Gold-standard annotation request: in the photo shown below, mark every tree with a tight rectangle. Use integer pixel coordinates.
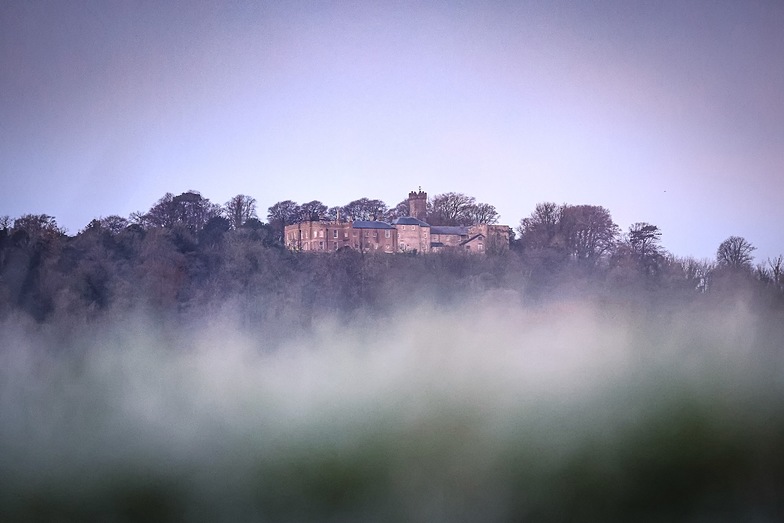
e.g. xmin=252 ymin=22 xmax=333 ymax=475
xmin=716 ymin=236 xmax=755 ymax=270
xmin=385 ymin=200 xmax=410 ymax=222
xmin=341 ymin=198 xmax=388 ymax=221
xmin=172 ymin=191 xmax=220 ymax=232
xmin=627 ymin=223 xmax=662 ymax=259
xmin=621 ymin=222 xmax=665 ymax=277
xmin=517 ymin=202 xmax=564 ymax=250
xmin=759 ymin=255 xmax=784 ymax=292
xmin=240 ymin=218 xmax=275 ymax=247
xmin=467 ymin=203 xmax=500 ymax=225
xmin=559 ymin=205 xmax=618 ymax=264
xmin=427 ymin=192 xmax=476 ymax=226
xmin=298 ymin=200 xmax=328 ymax=222
xmin=98 ymin=215 xmax=130 ymax=235
xmin=223 ymin=195 xmax=257 ymax=230
xmin=267 ymin=200 xmax=299 ymax=243
xmin=12 ymin=214 xmax=66 ymax=241
xmin=199 ymin=216 xmax=231 ymax=246
xmin=141 ymin=191 xmax=219 ymax=232
xmin=672 ymin=256 xmax=714 ymax=293
xmin=139 ymin=192 xmax=177 ymax=229
xmin=325 ymin=206 xmax=344 ymax=222
xmin=82 ymin=215 xmax=129 ymax=235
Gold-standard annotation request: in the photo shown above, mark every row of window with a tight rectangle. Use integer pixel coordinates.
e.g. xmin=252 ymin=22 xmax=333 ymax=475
xmin=287 ymin=229 xmax=394 ymax=240
xmin=290 ymin=240 xmax=396 ymax=251
xmin=399 ymin=225 xmax=429 ymax=234
xmin=289 ymin=240 xmax=483 ymax=252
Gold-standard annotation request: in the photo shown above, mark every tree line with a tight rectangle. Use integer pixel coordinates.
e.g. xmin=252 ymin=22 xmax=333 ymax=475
xmin=1 ymin=190 xmax=782 ymax=328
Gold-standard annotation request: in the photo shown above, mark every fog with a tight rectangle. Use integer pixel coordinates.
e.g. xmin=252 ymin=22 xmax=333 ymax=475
xmin=1 ymin=294 xmax=783 ymax=521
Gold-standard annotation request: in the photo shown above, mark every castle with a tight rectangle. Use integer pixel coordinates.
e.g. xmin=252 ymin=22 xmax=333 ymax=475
xmin=284 ymin=190 xmax=510 ymax=254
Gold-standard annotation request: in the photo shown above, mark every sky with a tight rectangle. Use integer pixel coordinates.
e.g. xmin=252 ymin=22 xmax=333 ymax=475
xmin=1 ymin=0 xmax=782 ymax=262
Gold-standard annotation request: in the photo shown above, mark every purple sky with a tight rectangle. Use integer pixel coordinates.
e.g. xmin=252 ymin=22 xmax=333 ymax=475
xmin=2 ymin=1 xmax=782 ymax=262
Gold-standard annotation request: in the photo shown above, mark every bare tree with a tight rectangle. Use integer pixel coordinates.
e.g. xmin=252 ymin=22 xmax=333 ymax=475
xmin=140 ymin=192 xmax=177 ymax=229
xmin=673 ymin=256 xmax=714 ymax=293
xmin=12 ymin=214 xmax=66 ymax=239
xmin=81 ymin=215 xmax=130 ymax=235
xmin=560 ymin=205 xmax=618 ymax=263
xmin=766 ymin=255 xmax=784 ymax=291
xmin=427 ymin=192 xmax=476 ymax=225
xmin=223 ymin=195 xmax=257 ymax=229
xmin=716 ymin=236 xmax=755 ymax=270
xmin=517 ymin=202 xmax=564 ymax=250
xmin=99 ymin=215 xmax=130 ymax=235
xmin=467 ymin=203 xmax=500 ymax=225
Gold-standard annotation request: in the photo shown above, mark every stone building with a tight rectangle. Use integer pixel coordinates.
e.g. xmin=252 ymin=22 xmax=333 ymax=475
xmin=429 ymin=223 xmax=510 ymax=253
xmin=285 ymin=220 xmax=397 ymax=253
xmin=284 ymin=190 xmax=510 ymax=254
xmin=351 ymin=221 xmax=397 ymax=253
xmin=285 ymin=220 xmax=350 ymax=252
xmin=393 ymin=216 xmax=430 ymax=253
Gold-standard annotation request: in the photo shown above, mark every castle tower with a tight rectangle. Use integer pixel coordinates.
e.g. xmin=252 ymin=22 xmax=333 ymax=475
xmin=408 ymin=188 xmax=427 ymax=221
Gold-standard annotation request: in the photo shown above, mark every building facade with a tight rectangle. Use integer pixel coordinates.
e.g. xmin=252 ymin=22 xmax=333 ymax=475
xmin=285 ymin=220 xmax=397 ymax=253
xmin=284 ymin=190 xmax=510 ymax=255
xmin=394 ymin=216 xmax=431 ymax=253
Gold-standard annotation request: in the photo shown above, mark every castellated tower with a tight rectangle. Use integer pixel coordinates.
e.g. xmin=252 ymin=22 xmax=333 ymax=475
xmin=408 ymin=189 xmax=428 ymax=221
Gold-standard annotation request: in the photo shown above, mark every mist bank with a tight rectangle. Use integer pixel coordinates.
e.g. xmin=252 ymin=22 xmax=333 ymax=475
xmin=3 ymin=198 xmax=783 ymax=521
xmin=1 ymin=295 xmax=784 ymax=521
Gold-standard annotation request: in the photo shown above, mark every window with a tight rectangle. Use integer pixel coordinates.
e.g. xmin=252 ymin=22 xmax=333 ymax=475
xmin=333 ymin=230 xmax=338 ymax=238
xmin=319 ymin=230 xmax=324 ymax=238
xmin=365 ymin=231 xmax=369 ymax=237
xmin=344 ymin=232 xmax=349 ymax=238
xmin=385 ymin=230 xmax=391 ymax=238
xmin=319 ymin=241 xmax=324 ymax=249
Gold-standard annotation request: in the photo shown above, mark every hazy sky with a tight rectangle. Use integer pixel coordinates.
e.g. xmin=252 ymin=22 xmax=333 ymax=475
xmin=2 ymin=1 xmax=782 ymax=261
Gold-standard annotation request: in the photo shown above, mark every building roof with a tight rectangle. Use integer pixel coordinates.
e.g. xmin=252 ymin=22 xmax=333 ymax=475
xmin=352 ymin=220 xmax=396 ymax=230
xmin=430 ymin=225 xmax=468 ymax=236
xmin=460 ymin=233 xmax=486 ymax=246
xmin=392 ymin=216 xmax=430 ymax=227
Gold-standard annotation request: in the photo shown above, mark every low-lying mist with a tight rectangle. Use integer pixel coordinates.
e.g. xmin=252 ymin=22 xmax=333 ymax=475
xmin=2 ymin=294 xmax=783 ymax=522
